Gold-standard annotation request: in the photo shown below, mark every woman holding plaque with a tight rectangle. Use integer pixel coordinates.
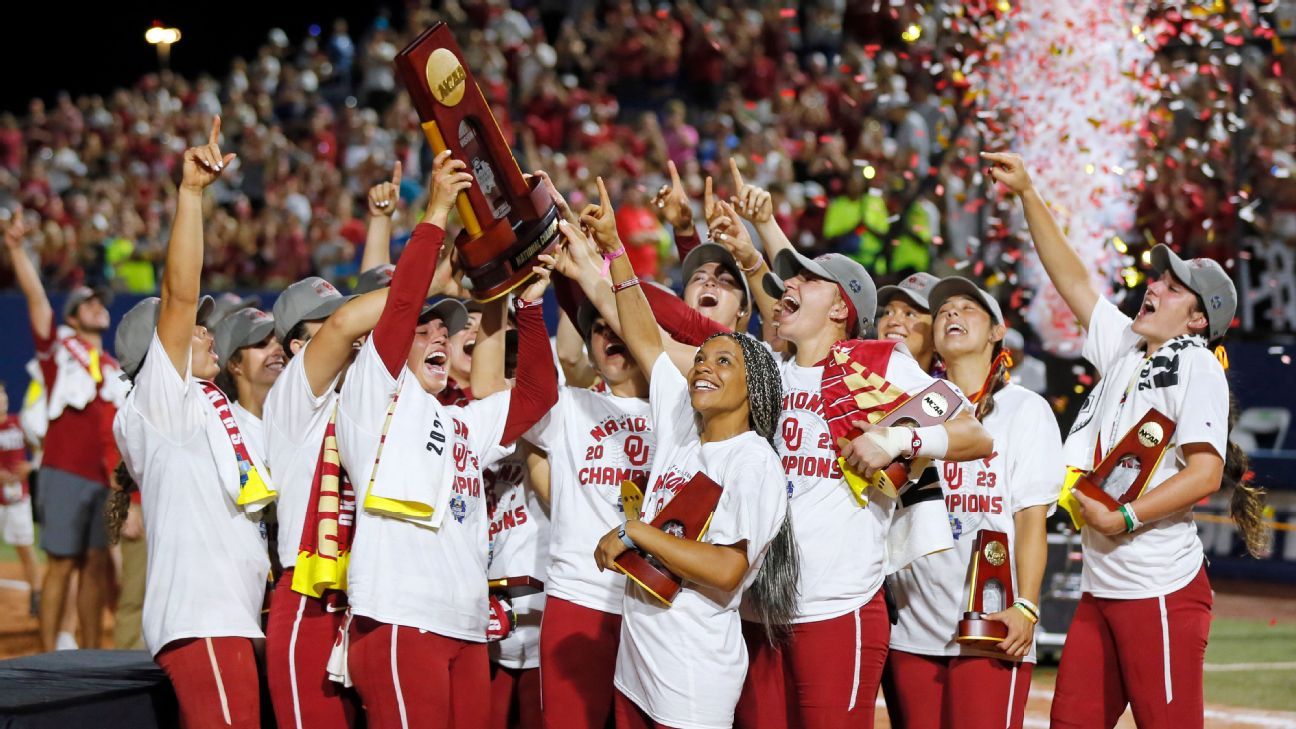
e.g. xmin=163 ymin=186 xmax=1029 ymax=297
xmin=581 ymin=179 xmax=797 ymax=729
xmin=881 ymin=277 xmax=1060 ymax=729
xmin=984 ymin=152 xmax=1267 ymax=729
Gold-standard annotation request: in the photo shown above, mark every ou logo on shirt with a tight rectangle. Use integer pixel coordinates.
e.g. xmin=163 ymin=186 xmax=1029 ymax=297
xmin=782 ymin=417 xmax=802 ymax=452
xmin=625 ymin=434 xmax=650 ymax=466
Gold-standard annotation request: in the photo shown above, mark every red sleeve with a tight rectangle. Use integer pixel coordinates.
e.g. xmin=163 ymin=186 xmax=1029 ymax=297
xmin=641 ymin=283 xmax=730 ymax=346
xmin=500 ymin=305 xmax=558 ymax=446
xmin=32 ymin=322 xmax=55 ymax=358
xmin=371 ymin=223 xmax=446 ymax=378
xmin=674 ymin=227 xmax=701 ymax=261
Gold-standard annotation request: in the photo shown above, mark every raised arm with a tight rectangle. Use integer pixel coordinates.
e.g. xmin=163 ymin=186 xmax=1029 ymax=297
xmin=726 ymin=158 xmax=792 ymax=264
xmin=499 ymin=269 xmax=559 ymax=446
xmin=983 ymin=152 xmax=1099 ymax=329
xmin=371 ymin=151 xmax=471 ymax=377
xmin=651 ymin=159 xmax=701 ymax=259
xmin=470 ymin=298 xmax=509 ymax=399
xmin=2 ymin=210 xmax=52 ymax=341
xmin=160 ymin=117 xmax=235 ymax=376
xmin=555 ymin=307 xmax=599 ymax=389
xmin=361 ymin=160 xmax=401 ymax=271
xmin=303 ymin=289 xmax=389 ymax=396
xmin=581 ymin=178 xmax=665 ymax=379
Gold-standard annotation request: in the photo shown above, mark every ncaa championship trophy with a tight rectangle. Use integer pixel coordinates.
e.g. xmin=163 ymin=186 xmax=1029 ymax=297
xmin=396 ymin=22 xmax=561 ymax=301
xmin=1070 ymin=409 xmax=1176 ymax=510
xmin=957 ymin=529 xmax=1014 ymax=650
xmin=614 ymin=474 xmax=724 ymax=606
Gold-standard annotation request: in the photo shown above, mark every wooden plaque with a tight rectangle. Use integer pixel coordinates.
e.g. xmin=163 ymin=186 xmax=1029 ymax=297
xmin=957 ymin=529 xmax=1014 ymax=648
xmin=395 ymin=23 xmax=561 ymax=301
xmin=1073 ymin=409 xmax=1176 ymax=511
xmin=868 ymin=380 xmax=963 ymax=498
xmin=613 ymin=473 xmax=724 ymax=606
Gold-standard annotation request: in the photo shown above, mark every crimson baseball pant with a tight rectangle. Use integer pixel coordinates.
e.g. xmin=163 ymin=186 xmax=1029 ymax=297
xmin=265 ymin=569 xmax=357 ymax=729
xmin=614 ymin=690 xmax=681 ymax=729
xmin=491 ymin=663 xmax=541 ymax=729
xmin=155 ymin=636 xmax=260 ymax=729
xmin=880 ymin=651 xmax=1032 ymax=728
xmin=1051 ymin=566 xmax=1212 ymax=729
xmin=348 ymin=616 xmax=490 ymax=729
xmin=539 ymin=596 xmax=622 ymax=729
xmin=737 ymin=591 xmax=890 ymax=729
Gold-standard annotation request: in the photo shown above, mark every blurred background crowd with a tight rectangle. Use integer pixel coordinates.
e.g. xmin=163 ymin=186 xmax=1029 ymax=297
xmin=0 ymin=0 xmax=1292 ymax=343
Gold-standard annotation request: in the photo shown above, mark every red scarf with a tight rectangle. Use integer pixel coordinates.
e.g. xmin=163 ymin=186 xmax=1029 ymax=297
xmin=197 ymin=381 xmax=276 ymax=509
xmin=293 ymin=408 xmax=356 ymax=601
xmin=820 ymin=339 xmax=906 ymax=451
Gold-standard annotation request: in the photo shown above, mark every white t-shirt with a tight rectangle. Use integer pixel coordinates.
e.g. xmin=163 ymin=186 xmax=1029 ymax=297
xmin=1066 ymin=298 xmax=1228 ymax=598
xmin=263 ymin=347 xmax=340 ymax=569
xmin=614 ymin=354 xmax=787 ymax=729
xmin=777 ymin=351 xmax=955 ymax=622
xmin=337 ymin=338 xmax=510 ymax=640
xmin=113 ymin=335 xmax=270 ymax=656
xmin=525 ymin=387 xmax=653 ymax=614
xmin=486 ymin=446 xmax=550 ymax=670
xmin=230 ymin=401 xmax=266 ymax=461
xmin=889 ymin=384 xmax=1061 ymax=662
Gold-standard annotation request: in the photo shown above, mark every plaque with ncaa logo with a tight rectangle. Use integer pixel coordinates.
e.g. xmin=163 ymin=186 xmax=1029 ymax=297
xmin=613 ymin=473 xmax=724 ymax=606
xmin=396 ymin=23 xmax=561 ymax=301
xmin=1070 ymin=408 xmax=1176 ymax=512
xmin=957 ymin=529 xmax=1014 ymax=649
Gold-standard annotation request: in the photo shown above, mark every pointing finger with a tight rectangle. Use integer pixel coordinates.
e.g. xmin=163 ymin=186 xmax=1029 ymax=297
xmin=209 ymin=116 xmax=222 ymax=147
xmin=704 ymin=176 xmax=714 ymax=217
xmin=668 ymin=159 xmax=683 ymax=190
xmin=728 ymin=156 xmax=745 ymax=190
xmin=596 ymin=177 xmax=611 ymax=214
xmin=392 ymin=159 xmax=402 ymax=188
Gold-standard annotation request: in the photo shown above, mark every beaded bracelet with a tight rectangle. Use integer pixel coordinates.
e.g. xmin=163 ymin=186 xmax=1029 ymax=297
xmin=612 ymin=276 xmax=641 ymax=293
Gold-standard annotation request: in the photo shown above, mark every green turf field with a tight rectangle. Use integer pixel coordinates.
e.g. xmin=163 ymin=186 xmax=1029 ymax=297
xmin=1202 ymin=617 xmax=1296 ymax=713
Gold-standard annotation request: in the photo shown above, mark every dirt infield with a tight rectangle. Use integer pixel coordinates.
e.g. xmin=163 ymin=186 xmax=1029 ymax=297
xmin=2 ymin=563 xmax=1294 ymax=726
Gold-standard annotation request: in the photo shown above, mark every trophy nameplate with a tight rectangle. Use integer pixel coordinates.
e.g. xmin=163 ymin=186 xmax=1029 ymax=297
xmin=1073 ymin=409 xmax=1176 ymax=511
xmin=613 ymin=473 xmax=723 ymax=606
xmin=396 ymin=23 xmax=561 ymax=301
xmin=957 ymin=530 xmax=1014 ymax=649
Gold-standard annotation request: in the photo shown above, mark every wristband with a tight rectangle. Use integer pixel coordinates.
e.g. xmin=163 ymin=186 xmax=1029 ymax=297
xmin=618 ymin=524 xmax=637 ymax=551
xmin=911 ymin=425 xmax=949 ymax=459
xmin=603 ymin=246 xmax=626 ymax=262
xmin=1012 ymin=602 xmax=1039 ymax=625
xmin=1013 ymin=597 xmax=1039 ymax=618
xmin=514 ymin=297 xmax=542 ymax=311
xmin=740 ymin=255 xmax=764 ymax=275
xmin=612 ymin=276 xmax=641 ymax=293
xmin=865 ymin=427 xmax=912 ymax=462
xmin=1120 ymin=503 xmax=1143 ymax=533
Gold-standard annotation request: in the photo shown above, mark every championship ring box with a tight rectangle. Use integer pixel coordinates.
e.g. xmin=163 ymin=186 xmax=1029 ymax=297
xmin=957 ymin=529 xmax=1014 ymax=648
xmin=1072 ymin=409 xmax=1176 ymax=511
xmin=396 ymin=22 xmax=561 ymax=301
xmin=613 ymin=473 xmax=724 ymax=606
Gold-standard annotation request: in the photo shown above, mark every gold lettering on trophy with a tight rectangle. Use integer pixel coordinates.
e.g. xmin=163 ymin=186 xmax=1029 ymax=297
xmin=426 ymin=48 xmax=467 ymax=107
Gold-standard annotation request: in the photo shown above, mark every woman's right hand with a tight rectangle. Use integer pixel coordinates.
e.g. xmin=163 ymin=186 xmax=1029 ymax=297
xmin=3 ymin=208 xmax=27 ymax=252
xmin=982 ymin=152 xmax=1034 ymax=196
xmin=579 ymin=177 xmax=623 ymax=254
xmin=425 ymin=150 xmax=474 ymax=228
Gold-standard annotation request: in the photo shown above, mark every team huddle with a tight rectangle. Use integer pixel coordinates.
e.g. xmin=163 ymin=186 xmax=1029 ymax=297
xmin=5 ymin=118 xmax=1266 ymax=729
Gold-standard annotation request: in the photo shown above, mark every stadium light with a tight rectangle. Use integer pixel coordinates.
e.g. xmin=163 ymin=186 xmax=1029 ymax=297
xmin=146 ymin=23 xmax=181 ymax=68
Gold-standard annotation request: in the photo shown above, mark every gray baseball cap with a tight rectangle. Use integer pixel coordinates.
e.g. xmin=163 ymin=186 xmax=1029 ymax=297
xmin=353 ymin=264 xmax=395 ymax=295
xmin=763 ymin=249 xmax=877 ymax=335
xmin=115 ymin=295 xmax=215 ymax=378
xmin=214 ymin=308 xmax=276 ymax=370
xmin=877 ymin=272 xmax=940 ymax=313
xmin=681 ymin=244 xmax=752 ymax=314
xmin=928 ymin=276 xmax=1003 ymax=324
xmin=419 ymin=298 xmax=468 ymax=334
xmin=205 ymin=293 xmax=262 ymax=329
xmin=63 ymin=285 xmax=113 ymax=322
xmin=1150 ymin=244 xmax=1236 ymax=341
xmin=273 ymin=277 xmax=349 ymax=343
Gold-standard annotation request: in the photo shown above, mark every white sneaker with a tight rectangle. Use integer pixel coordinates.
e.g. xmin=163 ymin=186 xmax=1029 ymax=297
xmin=55 ymin=631 xmax=78 ymax=651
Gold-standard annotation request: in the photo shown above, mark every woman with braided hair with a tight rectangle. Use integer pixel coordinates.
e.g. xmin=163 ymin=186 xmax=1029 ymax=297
xmin=580 ymin=178 xmax=797 ymax=729
xmin=881 ymin=277 xmax=1060 ymax=729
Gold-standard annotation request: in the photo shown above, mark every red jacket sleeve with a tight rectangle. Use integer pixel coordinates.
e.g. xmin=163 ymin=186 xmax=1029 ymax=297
xmin=641 ymin=283 xmax=730 ymax=346
xmin=674 ymin=227 xmax=701 ymax=261
xmin=500 ymin=305 xmax=558 ymax=446
xmin=371 ymin=223 xmax=445 ymax=378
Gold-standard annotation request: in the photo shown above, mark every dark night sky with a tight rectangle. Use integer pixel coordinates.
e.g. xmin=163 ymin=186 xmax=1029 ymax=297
xmin=1 ymin=1 xmax=401 ymax=113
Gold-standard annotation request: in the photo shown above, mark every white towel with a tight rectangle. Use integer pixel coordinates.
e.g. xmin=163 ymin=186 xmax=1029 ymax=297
xmin=885 ymin=491 xmax=954 ymax=574
xmin=361 ymin=373 xmax=457 ymax=529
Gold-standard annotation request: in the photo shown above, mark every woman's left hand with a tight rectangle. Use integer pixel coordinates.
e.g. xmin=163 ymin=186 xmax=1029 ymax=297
xmin=594 ymin=525 xmax=630 ymax=571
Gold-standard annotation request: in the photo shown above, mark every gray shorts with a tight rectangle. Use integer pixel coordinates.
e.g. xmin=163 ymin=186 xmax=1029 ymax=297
xmin=36 ymin=467 xmax=109 ymax=556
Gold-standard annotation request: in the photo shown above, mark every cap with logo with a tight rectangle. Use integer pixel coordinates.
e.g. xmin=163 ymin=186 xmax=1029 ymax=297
xmin=62 ymin=286 xmax=113 ymax=322
xmin=273 ymin=277 xmax=350 ymax=343
xmin=419 ymin=298 xmax=469 ymax=335
xmin=927 ymin=276 xmax=1003 ymax=325
xmin=877 ymin=272 xmax=940 ymax=314
xmin=115 ymin=295 xmax=216 ymax=378
xmin=681 ymin=244 xmax=752 ymax=314
xmin=353 ymin=264 xmax=396 ymax=295
xmin=205 ymin=293 xmax=262 ymax=329
xmin=763 ymin=249 xmax=877 ymax=336
xmin=1150 ymin=244 xmax=1236 ymax=341
xmin=214 ymin=308 xmax=276 ymax=370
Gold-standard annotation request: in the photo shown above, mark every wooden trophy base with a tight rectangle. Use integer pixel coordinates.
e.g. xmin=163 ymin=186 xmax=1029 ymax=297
xmin=458 ymin=183 xmax=561 ymax=302
xmin=957 ymin=612 xmax=1008 ymax=646
xmin=487 ymin=575 xmax=545 ymax=598
xmin=1071 ymin=476 xmax=1121 ymax=512
xmin=614 ymin=550 xmax=683 ymax=606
